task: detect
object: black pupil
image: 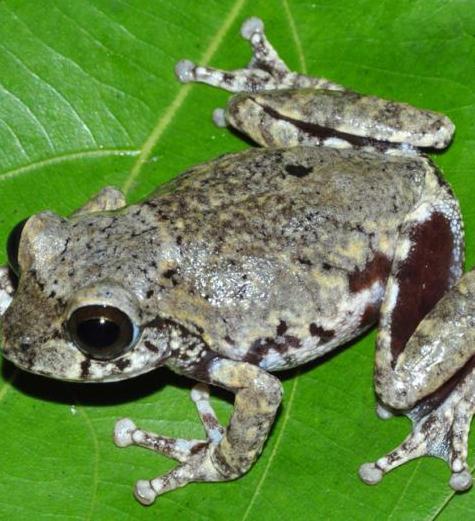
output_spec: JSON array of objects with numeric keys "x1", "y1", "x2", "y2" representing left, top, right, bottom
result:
[
  {"x1": 77, "y1": 317, "x2": 121, "y2": 349},
  {"x1": 68, "y1": 305, "x2": 135, "y2": 360}
]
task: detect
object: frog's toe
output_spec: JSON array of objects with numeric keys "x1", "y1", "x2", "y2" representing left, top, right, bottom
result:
[
  {"x1": 240, "y1": 16, "x2": 264, "y2": 40},
  {"x1": 175, "y1": 59, "x2": 196, "y2": 83},
  {"x1": 449, "y1": 469, "x2": 473, "y2": 491},
  {"x1": 375, "y1": 402, "x2": 394, "y2": 420},
  {"x1": 114, "y1": 417, "x2": 137, "y2": 447},
  {"x1": 135, "y1": 479, "x2": 157, "y2": 505},
  {"x1": 358, "y1": 463, "x2": 384, "y2": 485},
  {"x1": 212, "y1": 108, "x2": 227, "y2": 128},
  {"x1": 134, "y1": 456, "x2": 219, "y2": 505}
]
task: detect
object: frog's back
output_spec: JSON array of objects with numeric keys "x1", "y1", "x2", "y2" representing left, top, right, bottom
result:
[
  {"x1": 152, "y1": 147, "x2": 425, "y2": 263},
  {"x1": 148, "y1": 147, "x2": 429, "y2": 370}
]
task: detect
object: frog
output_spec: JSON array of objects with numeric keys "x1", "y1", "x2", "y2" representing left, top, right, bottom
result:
[{"x1": 1, "y1": 16, "x2": 475, "y2": 506}]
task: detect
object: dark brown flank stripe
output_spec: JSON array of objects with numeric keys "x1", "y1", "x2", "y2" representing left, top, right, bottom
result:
[
  {"x1": 408, "y1": 355, "x2": 475, "y2": 421},
  {"x1": 389, "y1": 212, "x2": 453, "y2": 361},
  {"x1": 359, "y1": 304, "x2": 380, "y2": 329},
  {"x1": 346, "y1": 252, "x2": 393, "y2": 331},
  {"x1": 349, "y1": 252, "x2": 392, "y2": 293},
  {"x1": 259, "y1": 103, "x2": 396, "y2": 151}
]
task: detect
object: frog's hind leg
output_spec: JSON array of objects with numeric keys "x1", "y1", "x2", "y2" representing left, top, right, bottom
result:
[
  {"x1": 359, "y1": 167, "x2": 475, "y2": 490},
  {"x1": 175, "y1": 17, "x2": 343, "y2": 94}
]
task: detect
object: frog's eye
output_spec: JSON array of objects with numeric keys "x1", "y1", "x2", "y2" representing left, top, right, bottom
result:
[
  {"x1": 67, "y1": 305, "x2": 139, "y2": 360},
  {"x1": 6, "y1": 218, "x2": 29, "y2": 276}
]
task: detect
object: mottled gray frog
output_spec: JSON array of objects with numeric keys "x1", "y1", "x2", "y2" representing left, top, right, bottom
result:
[{"x1": 1, "y1": 17, "x2": 475, "y2": 506}]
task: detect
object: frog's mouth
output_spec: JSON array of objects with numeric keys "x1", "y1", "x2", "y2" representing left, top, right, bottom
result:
[{"x1": 1, "y1": 334, "x2": 168, "y2": 384}]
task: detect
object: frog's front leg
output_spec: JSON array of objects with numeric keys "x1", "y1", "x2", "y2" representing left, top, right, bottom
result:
[
  {"x1": 0, "y1": 266, "x2": 15, "y2": 317},
  {"x1": 359, "y1": 173, "x2": 475, "y2": 490},
  {"x1": 73, "y1": 186, "x2": 126, "y2": 216},
  {"x1": 176, "y1": 17, "x2": 342, "y2": 94},
  {"x1": 114, "y1": 356, "x2": 282, "y2": 505}
]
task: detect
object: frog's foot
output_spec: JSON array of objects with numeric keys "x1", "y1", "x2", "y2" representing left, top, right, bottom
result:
[
  {"x1": 114, "y1": 383, "x2": 225, "y2": 505},
  {"x1": 175, "y1": 17, "x2": 342, "y2": 95},
  {"x1": 0, "y1": 266, "x2": 15, "y2": 317},
  {"x1": 359, "y1": 386, "x2": 475, "y2": 491}
]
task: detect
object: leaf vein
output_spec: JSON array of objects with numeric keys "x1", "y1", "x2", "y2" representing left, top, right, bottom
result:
[
  {"x1": 0, "y1": 148, "x2": 139, "y2": 182},
  {"x1": 76, "y1": 406, "x2": 100, "y2": 521},
  {"x1": 0, "y1": 83, "x2": 55, "y2": 151},
  {"x1": 0, "y1": 43, "x2": 98, "y2": 147},
  {"x1": 3, "y1": 6, "x2": 154, "y2": 116},
  {"x1": 241, "y1": 375, "x2": 299, "y2": 521},
  {"x1": 0, "y1": 118, "x2": 30, "y2": 160},
  {"x1": 52, "y1": 2, "x2": 163, "y2": 82},
  {"x1": 282, "y1": 0, "x2": 307, "y2": 74},
  {"x1": 122, "y1": 0, "x2": 248, "y2": 194}
]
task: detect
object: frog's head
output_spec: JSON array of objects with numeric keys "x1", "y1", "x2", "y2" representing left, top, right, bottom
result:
[{"x1": 1, "y1": 211, "x2": 174, "y2": 382}]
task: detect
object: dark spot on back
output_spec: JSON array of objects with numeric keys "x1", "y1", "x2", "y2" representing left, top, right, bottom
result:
[
  {"x1": 285, "y1": 164, "x2": 312, "y2": 178},
  {"x1": 276, "y1": 320, "x2": 288, "y2": 336},
  {"x1": 297, "y1": 257, "x2": 313, "y2": 266}
]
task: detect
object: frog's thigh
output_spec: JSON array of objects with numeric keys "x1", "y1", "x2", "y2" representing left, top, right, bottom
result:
[
  {"x1": 73, "y1": 186, "x2": 126, "y2": 216},
  {"x1": 374, "y1": 188, "x2": 463, "y2": 410}
]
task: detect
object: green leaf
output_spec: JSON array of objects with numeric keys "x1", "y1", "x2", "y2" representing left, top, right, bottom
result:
[{"x1": 0, "y1": 1, "x2": 474, "y2": 520}]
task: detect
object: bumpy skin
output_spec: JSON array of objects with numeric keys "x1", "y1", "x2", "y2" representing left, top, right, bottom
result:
[
  {"x1": 2, "y1": 147, "x2": 447, "y2": 379},
  {"x1": 1, "y1": 17, "x2": 473, "y2": 505}
]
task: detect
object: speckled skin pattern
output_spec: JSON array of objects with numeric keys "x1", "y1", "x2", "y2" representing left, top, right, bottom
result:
[{"x1": 1, "y1": 17, "x2": 475, "y2": 505}]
